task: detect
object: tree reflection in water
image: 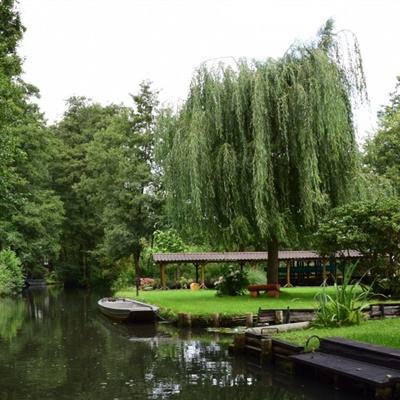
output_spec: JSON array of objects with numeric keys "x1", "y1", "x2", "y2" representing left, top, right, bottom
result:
[{"x1": 0, "y1": 288, "x2": 357, "y2": 400}]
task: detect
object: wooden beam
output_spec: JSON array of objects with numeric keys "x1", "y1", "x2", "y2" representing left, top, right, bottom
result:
[
  {"x1": 160, "y1": 263, "x2": 167, "y2": 289},
  {"x1": 322, "y1": 259, "x2": 327, "y2": 282},
  {"x1": 200, "y1": 264, "x2": 207, "y2": 289},
  {"x1": 284, "y1": 260, "x2": 293, "y2": 288}
]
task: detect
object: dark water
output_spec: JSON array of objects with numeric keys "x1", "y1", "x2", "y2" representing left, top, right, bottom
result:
[{"x1": 0, "y1": 288, "x2": 357, "y2": 400}]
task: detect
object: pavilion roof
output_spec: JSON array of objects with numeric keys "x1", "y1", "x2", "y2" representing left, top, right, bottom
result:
[{"x1": 153, "y1": 250, "x2": 362, "y2": 264}]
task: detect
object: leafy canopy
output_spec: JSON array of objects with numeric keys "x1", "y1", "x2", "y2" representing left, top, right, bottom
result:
[
  {"x1": 364, "y1": 77, "x2": 400, "y2": 194},
  {"x1": 163, "y1": 19, "x2": 366, "y2": 251},
  {"x1": 316, "y1": 197, "x2": 400, "y2": 297}
]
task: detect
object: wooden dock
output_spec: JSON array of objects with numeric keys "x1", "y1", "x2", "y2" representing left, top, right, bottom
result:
[
  {"x1": 231, "y1": 329, "x2": 400, "y2": 399},
  {"x1": 291, "y1": 337, "x2": 400, "y2": 399}
]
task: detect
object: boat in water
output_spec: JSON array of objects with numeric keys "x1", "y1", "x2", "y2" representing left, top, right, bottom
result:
[{"x1": 97, "y1": 297, "x2": 159, "y2": 323}]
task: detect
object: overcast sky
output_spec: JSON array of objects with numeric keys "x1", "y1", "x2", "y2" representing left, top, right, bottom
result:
[{"x1": 19, "y1": 0, "x2": 400, "y2": 142}]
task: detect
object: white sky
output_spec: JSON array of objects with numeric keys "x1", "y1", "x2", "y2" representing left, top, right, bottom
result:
[{"x1": 19, "y1": 0, "x2": 400, "y2": 142}]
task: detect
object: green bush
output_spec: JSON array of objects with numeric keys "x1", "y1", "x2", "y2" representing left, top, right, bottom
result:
[
  {"x1": 247, "y1": 267, "x2": 266, "y2": 285},
  {"x1": 317, "y1": 197, "x2": 400, "y2": 298},
  {"x1": 0, "y1": 249, "x2": 25, "y2": 296},
  {"x1": 111, "y1": 268, "x2": 135, "y2": 291},
  {"x1": 314, "y1": 263, "x2": 372, "y2": 327},
  {"x1": 214, "y1": 265, "x2": 249, "y2": 296}
]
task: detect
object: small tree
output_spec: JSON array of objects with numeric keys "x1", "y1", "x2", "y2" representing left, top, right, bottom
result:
[
  {"x1": 0, "y1": 249, "x2": 25, "y2": 296},
  {"x1": 316, "y1": 197, "x2": 400, "y2": 297}
]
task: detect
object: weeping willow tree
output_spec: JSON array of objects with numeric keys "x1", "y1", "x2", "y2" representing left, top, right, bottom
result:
[{"x1": 163, "y1": 20, "x2": 367, "y2": 283}]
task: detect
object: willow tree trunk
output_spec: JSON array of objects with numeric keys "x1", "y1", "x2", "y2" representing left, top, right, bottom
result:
[{"x1": 267, "y1": 236, "x2": 279, "y2": 284}]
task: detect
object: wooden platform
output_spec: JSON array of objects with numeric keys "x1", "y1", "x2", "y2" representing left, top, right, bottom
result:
[
  {"x1": 290, "y1": 337, "x2": 400, "y2": 399},
  {"x1": 291, "y1": 352, "x2": 400, "y2": 386}
]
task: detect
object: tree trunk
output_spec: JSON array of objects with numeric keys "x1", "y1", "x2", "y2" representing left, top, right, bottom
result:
[
  {"x1": 133, "y1": 252, "x2": 141, "y2": 296},
  {"x1": 267, "y1": 236, "x2": 279, "y2": 284}
]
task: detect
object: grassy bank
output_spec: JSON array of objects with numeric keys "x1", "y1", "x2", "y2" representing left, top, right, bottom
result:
[
  {"x1": 115, "y1": 286, "x2": 339, "y2": 315},
  {"x1": 278, "y1": 318, "x2": 400, "y2": 349}
]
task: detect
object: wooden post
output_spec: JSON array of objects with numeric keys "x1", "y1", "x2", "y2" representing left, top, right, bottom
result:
[
  {"x1": 160, "y1": 263, "x2": 167, "y2": 289},
  {"x1": 184, "y1": 313, "x2": 192, "y2": 327},
  {"x1": 275, "y1": 310, "x2": 284, "y2": 324},
  {"x1": 194, "y1": 263, "x2": 199, "y2": 283},
  {"x1": 212, "y1": 313, "x2": 220, "y2": 327},
  {"x1": 200, "y1": 264, "x2": 207, "y2": 288},
  {"x1": 260, "y1": 338, "x2": 272, "y2": 363},
  {"x1": 178, "y1": 312, "x2": 192, "y2": 327},
  {"x1": 322, "y1": 259, "x2": 327, "y2": 282},
  {"x1": 233, "y1": 334, "x2": 246, "y2": 352},
  {"x1": 284, "y1": 260, "x2": 293, "y2": 288},
  {"x1": 245, "y1": 313, "x2": 253, "y2": 327},
  {"x1": 334, "y1": 259, "x2": 338, "y2": 281}
]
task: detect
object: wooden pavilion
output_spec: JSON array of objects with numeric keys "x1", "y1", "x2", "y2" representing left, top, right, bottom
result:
[{"x1": 153, "y1": 250, "x2": 362, "y2": 289}]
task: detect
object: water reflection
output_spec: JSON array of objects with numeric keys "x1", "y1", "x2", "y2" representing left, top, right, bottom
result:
[
  {"x1": 0, "y1": 296, "x2": 26, "y2": 340},
  {"x1": 0, "y1": 288, "x2": 358, "y2": 400}
]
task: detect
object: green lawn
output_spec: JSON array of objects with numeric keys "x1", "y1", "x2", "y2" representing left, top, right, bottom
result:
[
  {"x1": 278, "y1": 318, "x2": 400, "y2": 349},
  {"x1": 116, "y1": 287, "x2": 400, "y2": 349},
  {"x1": 115, "y1": 286, "x2": 338, "y2": 315}
]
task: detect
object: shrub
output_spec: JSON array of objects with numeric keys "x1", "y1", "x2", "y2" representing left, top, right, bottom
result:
[
  {"x1": 178, "y1": 276, "x2": 193, "y2": 289},
  {"x1": 140, "y1": 277, "x2": 155, "y2": 290},
  {"x1": 0, "y1": 249, "x2": 25, "y2": 296},
  {"x1": 314, "y1": 263, "x2": 372, "y2": 327},
  {"x1": 247, "y1": 267, "x2": 266, "y2": 285},
  {"x1": 317, "y1": 197, "x2": 400, "y2": 298},
  {"x1": 214, "y1": 265, "x2": 249, "y2": 296},
  {"x1": 111, "y1": 267, "x2": 135, "y2": 291}
]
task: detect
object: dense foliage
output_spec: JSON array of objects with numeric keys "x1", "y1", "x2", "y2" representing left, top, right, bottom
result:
[
  {"x1": 2, "y1": 1, "x2": 399, "y2": 294},
  {"x1": 317, "y1": 197, "x2": 400, "y2": 297},
  {"x1": 162, "y1": 20, "x2": 366, "y2": 283},
  {"x1": 0, "y1": 0, "x2": 64, "y2": 279},
  {"x1": 365, "y1": 77, "x2": 400, "y2": 194},
  {"x1": 0, "y1": 249, "x2": 25, "y2": 296},
  {"x1": 53, "y1": 83, "x2": 162, "y2": 286},
  {"x1": 214, "y1": 266, "x2": 249, "y2": 296}
]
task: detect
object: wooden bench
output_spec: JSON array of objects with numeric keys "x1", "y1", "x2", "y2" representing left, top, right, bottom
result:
[
  {"x1": 290, "y1": 337, "x2": 400, "y2": 398},
  {"x1": 248, "y1": 284, "x2": 280, "y2": 298}
]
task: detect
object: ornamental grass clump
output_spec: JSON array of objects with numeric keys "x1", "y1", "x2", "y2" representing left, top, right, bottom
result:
[
  {"x1": 314, "y1": 263, "x2": 372, "y2": 327},
  {"x1": 214, "y1": 265, "x2": 249, "y2": 296}
]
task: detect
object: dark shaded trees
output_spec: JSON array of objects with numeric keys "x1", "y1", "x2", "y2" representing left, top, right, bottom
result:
[
  {"x1": 51, "y1": 97, "x2": 123, "y2": 284},
  {"x1": 53, "y1": 83, "x2": 162, "y2": 285}
]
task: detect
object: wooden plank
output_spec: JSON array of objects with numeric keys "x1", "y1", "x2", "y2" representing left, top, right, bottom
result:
[
  {"x1": 291, "y1": 352, "x2": 400, "y2": 385},
  {"x1": 322, "y1": 337, "x2": 400, "y2": 358},
  {"x1": 272, "y1": 338, "x2": 304, "y2": 353},
  {"x1": 321, "y1": 337, "x2": 400, "y2": 369}
]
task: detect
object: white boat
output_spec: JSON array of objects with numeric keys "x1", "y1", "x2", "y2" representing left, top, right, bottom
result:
[{"x1": 97, "y1": 297, "x2": 159, "y2": 323}]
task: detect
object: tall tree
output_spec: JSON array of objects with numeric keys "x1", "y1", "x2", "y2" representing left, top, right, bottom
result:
[
  {"x1": 77, "y1": 82, "x2": 162, "y2": 281},
  {"x1": 364, "y1": 77, "x2": 400, "y2": 194},
  {"x1": 163, "y1": 20, "x2": 366, "y2": 283},
  {"x1": 52, "y1": 97, "x2": 122, "y2": 283},
  {"x1": 0, "y1": 0, "x2": 64, "y2": 275}
]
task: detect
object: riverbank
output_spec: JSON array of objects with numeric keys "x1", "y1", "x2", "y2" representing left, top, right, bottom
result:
[
  {"x1": 277, "y1": 317, "x2": 400, "y2": 349},
  {"x1": 115, "y1": 286, "x2": 334, "y2": 315}
]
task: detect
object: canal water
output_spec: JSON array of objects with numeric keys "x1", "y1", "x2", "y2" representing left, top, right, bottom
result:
[{"x1": 0, "y1": 288, "x2": 359, "y2": 400}]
